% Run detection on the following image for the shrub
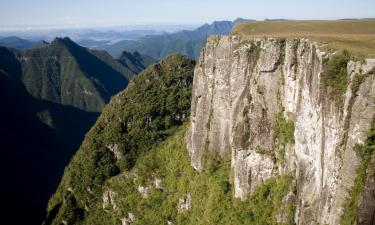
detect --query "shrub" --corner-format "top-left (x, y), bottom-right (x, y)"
top-left (321, 50), bottom-right (351, 106)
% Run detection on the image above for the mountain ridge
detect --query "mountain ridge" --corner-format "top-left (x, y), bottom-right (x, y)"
top-left (100, 18), bottom-right (254, 59)
top-left (44, 54), bottom-right (195, 225)
top-left (1, 37), bottom-right (153, 112)
top-left (0, 37), bottom-right (154, 225)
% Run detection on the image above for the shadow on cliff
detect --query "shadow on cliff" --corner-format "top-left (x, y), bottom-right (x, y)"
top-left (0, 55), bottom-right (98, 225)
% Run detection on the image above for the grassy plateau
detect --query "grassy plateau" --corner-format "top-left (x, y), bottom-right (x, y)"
top-left (232, 19), bottom-right (375, 57)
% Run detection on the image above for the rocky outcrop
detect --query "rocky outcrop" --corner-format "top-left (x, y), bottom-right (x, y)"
top-left (121, 213), bottom-right (135, 225)
top-left (187, 36), bottom-right (375, 224)
top-left (102, 189), bottom-right (117, 211)
top-left (137, 185), bottom-right (149, 198)
top-left (177, 194), bottom-right (192, 212)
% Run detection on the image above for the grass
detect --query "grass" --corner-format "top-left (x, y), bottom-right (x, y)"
top-left (273, 112), bottom-right (295, 164)
top-left (321, 50), bottom-right (351, 106)
top-left (231, 20), bottom-right (375, 57)
top-left (274, 112), bottom-right (295, 145)
top-left (340, 118), bottom-right (375, 225)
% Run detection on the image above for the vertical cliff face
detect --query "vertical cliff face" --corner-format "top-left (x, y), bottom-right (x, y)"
top-left (187, 36), bottom-right (375, 224)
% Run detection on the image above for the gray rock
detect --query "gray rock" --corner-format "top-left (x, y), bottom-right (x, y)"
top-left (178, 194), bottom-right (192, 212)
top-left (121, 213), bottom-right (135, 225)
top-left (102, 189), bottom-right (117, 211)
top-left (106, 143), bottom-right (122, 161)
top-left (137, 185), bottom-right (149, 198)
top-left (187, 36), bottom-right (375, 224)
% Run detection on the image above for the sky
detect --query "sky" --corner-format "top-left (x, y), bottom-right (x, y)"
top-left (1, 0), bottom-right (375, 28)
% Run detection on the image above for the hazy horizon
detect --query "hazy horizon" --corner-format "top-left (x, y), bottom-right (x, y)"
top-left (1, 0), bottom-right (374, 29)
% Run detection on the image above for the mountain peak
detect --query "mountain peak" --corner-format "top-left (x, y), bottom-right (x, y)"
top-left (117, 50), bottom-right (156, 74)
top-left (51, 37), bottom-right (77, 47)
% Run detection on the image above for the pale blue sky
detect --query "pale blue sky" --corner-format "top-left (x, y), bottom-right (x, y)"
top-left (1, 0), bottom-right (375, 27)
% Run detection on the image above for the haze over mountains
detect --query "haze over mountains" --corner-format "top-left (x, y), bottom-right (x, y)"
top-left (97, 18), bottom-right (253, 59)
top-left (41, 19), bottom-right (375, 225)
top-left (0, 18), bottom-right (243, 225)
top-left (1, 11), bottom-right (375, 225)
top-left (0, 18), bottom-right (252, 60)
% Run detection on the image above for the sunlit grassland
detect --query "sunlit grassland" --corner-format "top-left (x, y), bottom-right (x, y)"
top-left (232, 19), bottom-right (375, 57)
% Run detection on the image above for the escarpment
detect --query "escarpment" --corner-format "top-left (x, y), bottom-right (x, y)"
top-left (187, 36), bottom-right (375, 224)
top-left (45, 36), bottom-right (375, 225)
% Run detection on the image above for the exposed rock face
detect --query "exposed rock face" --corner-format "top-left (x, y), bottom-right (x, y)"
top-left (106, 143), bottom-right (122, 161)
top-left (121, 213), bottom-right (135, 225)
top-left (178, 194), bottom-right (192, 212)
top-left (102, 189), bottom-right (117, 211)
top-left (153, 177), bottom-right (163, 189)
top-left (137, 185), bottom-right (149, 198)
top-left (187, 36), bottom-right (375, 224)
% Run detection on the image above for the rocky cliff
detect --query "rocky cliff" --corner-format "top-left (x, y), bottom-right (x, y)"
top-left (187, 36), bottom-right (375, 224)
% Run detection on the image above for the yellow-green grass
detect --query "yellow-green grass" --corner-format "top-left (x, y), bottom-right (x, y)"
top-left (231, 19), bottom-right (375, 57)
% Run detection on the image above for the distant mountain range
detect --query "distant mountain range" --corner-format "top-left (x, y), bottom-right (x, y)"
top-left (0, 36), bottom-right (48, 49)
top-left (0, 38), bottom-right (154, 225)
top-left (98, 18), bottom-right (254, 59)
top-left (0, 19), bottom-right (250, 224)
top-left (0, 19), bottom-right (253, 60)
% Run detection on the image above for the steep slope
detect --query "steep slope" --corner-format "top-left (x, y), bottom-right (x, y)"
top-left (1, 37), bottom-right (154, 113)
top-left (0, 59), bottom-right (98, 225)
top-left (19, 37), bottom-right (132, 112)
top-left (45, 54), bottom-right (195, 225)
top-left (101, 18), bottom-right (253, 59)
top-left (51, 123), bottom-right (294, 225)
top-left (117, 51), bottom-right (156, 74)
top-left (0, 39), bottom-right (153, 224)
top-left (45, 22), bottom-right (375, 225)
top-left (187, 36), bottom-right (375, 224)
top-left (45, 52), bottom-right (296, 225)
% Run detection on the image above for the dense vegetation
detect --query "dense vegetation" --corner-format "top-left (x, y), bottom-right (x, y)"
top-left (274, 112), bottom-right (295, 145)
top-left (46, 54), bottom-right (195, 225)
top-left (20, 37), bottom-right (138, 112)
top-left (45, 52), bottom-right (297, 225)
top-left (321, 50), bottom-right (351, 107)
top-left (78, 124), bottom-right (295, 225)
top-left (0, 38), bottom-right (153, 225)
top-left (273, 112), bottom-right (295, 164)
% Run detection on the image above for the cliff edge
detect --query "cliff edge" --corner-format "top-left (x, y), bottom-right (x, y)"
top-left (187, 35), bottom-right (375, 224)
